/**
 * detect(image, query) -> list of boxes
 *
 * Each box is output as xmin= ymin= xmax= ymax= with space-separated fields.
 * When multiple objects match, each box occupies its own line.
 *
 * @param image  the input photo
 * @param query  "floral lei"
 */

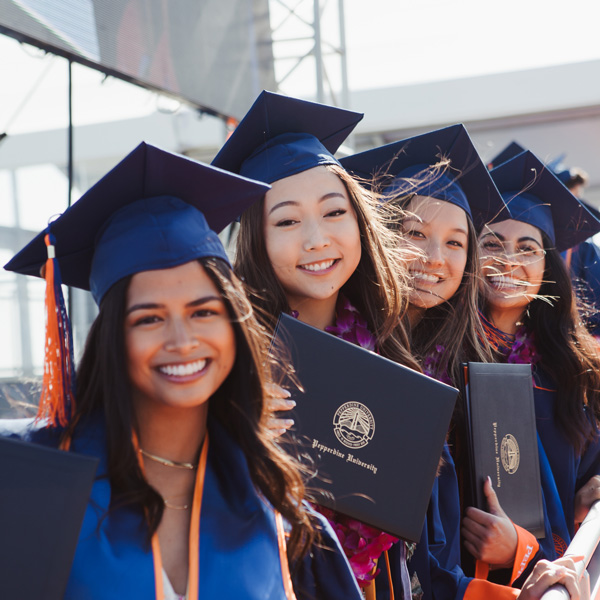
xmin=294 ymin=296 xmax=398 ymax=587
xmin=479 ymin=312 xmax=541 ymax=366
xmin=422 ymin=345 xmax=453 ymax=386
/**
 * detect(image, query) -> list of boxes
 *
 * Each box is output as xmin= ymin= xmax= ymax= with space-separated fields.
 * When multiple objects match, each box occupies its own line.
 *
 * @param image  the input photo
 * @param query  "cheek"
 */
xmin=528 ymin=263 xmax=546 ymax=293
xmin=452 ymin=252 xmax=468 ymax=279
xmin=343 ymin=220 xmax=362 ymax=262
xmin=217 ymin=324 xmax=237 ymax=377
xmin=264 ymin=228 xmax=295 ymax=270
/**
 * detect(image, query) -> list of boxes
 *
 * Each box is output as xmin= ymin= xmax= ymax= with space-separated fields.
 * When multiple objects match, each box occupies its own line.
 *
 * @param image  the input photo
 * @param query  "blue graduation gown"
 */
xmin=564 ymin=241 xmax=600 ymax=335
xmin=532 ymin=368 xmax=600 ymax=559
xmin=0 ymin=415 xmax=361 ymax=600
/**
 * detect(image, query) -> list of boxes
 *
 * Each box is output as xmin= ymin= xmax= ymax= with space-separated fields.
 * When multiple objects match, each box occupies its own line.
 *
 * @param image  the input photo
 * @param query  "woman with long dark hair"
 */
xmin=2 ymin=143 xmax=361 ymax=600
xmin=213 ymin=90 xmax=420 ymax=598
xmin=464 ymin=150 xmax=600 ymax=585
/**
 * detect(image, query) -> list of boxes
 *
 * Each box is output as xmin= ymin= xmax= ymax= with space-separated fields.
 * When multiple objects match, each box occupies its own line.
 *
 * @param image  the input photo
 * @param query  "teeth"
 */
xmin=159 ymin=359 xmax=207 ymax=377
xmin=300 ymin=260 xmax=335 ymax=272
xmin=412 ymin=271 xmax=440 ymax=284
xmin=489 ymin=275 xmax=525 ymax=290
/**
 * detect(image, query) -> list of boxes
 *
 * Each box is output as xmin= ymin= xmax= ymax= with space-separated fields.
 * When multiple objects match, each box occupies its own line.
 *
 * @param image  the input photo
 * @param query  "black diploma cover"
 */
xmin=0 ymin=435 xmax=99 ymax=599
xmin=464 ymin=362 xmax=545 ymax=538
xmin=272 ymin=313 xmax=458 ymax=542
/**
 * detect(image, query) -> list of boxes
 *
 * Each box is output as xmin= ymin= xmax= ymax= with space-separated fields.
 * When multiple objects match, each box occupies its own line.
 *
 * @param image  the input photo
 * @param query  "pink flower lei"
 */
xmin=295 ymin=296 xmax=399 ymax=587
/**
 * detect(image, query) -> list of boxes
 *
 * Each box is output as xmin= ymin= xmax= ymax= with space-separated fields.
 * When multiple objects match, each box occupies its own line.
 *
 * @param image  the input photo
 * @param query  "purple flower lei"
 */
xmin=294 ymin=296 xmax=398 ymax=586
xmin=479 ymin=312 xmax=541 ymax=367
xmin=422 ymin=345 xmax=453 ymax=386
xmin=324 ymin=296 xmax=377 ymax=352
xmin=506 ymin=326 xmax=541 ymax=366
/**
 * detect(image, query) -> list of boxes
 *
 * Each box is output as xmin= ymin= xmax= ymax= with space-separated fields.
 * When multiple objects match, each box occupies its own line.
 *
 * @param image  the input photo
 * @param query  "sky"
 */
xmin=2 ymin=0 xmax=600 ymax=135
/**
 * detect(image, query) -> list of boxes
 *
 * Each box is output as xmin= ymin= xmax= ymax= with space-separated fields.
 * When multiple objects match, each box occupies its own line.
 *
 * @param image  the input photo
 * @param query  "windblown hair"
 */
xmin=65 ymin=257 xmax=316 ymax=563
xmin=234 ymin=163 xmax=421 ymax=372
xmin=483 ymin=234 xmax=600 ymax=455
xmin=404 ymin=212 xmax=494 ymax=386
xmin=375 ymin=159 xmax=495 ymax=387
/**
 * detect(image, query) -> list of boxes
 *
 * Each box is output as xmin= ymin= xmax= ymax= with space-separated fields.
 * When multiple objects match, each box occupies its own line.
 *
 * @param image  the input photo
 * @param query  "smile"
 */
xmin=411 ymin=270 xmax=442 ymax=284
xmin=298 ymin=259 xmax=338 ymax=273
xmin=158 ymin=359 xmax=208 ymax=377
xmin=488 ymin=275 xmax=528 ymax=291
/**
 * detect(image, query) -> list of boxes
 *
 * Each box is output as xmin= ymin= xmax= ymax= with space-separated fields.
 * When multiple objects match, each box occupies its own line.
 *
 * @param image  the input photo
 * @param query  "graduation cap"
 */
xmin=211 ymin=90 xmax=363 ymax=183
xmin=4 ymin=142 xmax=270 ymax=427
xmin=339 ymin=124 xmax=508 ymax=231
xmin=487 ymin=141 xmax=526 ymax=170
xmin=5 ymin=142 xmax=270 ymax=302
xmin=489 ymin=150 xmax=600 ymax=252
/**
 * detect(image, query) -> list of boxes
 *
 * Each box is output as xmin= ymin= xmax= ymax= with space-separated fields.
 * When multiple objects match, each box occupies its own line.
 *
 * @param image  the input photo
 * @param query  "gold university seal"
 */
xmin=333 ymin=401 xmax=375 ymax=449
xmin=500 ymin=434 xmax=520 ymax=474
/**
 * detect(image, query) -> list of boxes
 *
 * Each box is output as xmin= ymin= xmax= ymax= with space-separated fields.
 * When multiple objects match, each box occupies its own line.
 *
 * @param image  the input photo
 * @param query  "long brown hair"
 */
xmin=235 ymin=163 xmax=421 ymax=372
xmin=66 ymin=257 xmax=317 ymax=562
xmin=404 ymin=213 xmax=495 ymax=386
xmin=374 ymin=158 xmax=495 ymax=386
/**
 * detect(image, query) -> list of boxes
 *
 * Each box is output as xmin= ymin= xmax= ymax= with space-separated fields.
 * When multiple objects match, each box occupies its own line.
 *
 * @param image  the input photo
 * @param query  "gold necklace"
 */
xmin=164 ymin=499 xmax=190 ymax=510
xmin=138 ymin=448 xmax=197 ymax=470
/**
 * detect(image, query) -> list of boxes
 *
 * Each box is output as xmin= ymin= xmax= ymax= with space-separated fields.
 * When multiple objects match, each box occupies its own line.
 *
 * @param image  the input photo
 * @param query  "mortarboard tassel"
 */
xmin=38 ymin=232 xmax=76 ymax=427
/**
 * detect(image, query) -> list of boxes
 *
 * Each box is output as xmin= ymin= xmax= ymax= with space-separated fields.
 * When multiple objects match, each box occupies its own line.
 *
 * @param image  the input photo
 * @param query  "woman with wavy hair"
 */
xmin=214 ymin=90 xmax=419 ymax=597
xmin=463 ymin=150 xmax=600 ymax=587
xmin=2 ymin=143 xmax=360 ymax=600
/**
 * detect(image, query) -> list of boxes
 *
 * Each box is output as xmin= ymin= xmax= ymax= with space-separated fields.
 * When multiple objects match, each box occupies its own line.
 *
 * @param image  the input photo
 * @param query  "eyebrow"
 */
xmin=268 ymin=192 xmax=347 ymax=215
xmin=403 ymin=216 xmax=468 ymax=235
xmin=126 ymin=295 xmax=222 ymax=315
xmin=480 ymin=232 xmax=542 ymax=246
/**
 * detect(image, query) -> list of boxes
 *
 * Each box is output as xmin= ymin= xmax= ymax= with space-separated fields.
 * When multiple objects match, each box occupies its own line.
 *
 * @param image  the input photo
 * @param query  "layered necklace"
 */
xmin=138 ymin=448 xmax=198 ymax=510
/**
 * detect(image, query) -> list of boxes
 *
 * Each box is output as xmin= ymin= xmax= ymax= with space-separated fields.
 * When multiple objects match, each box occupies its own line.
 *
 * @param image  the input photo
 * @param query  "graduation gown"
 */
xmin=564 ymin=241 xmax=600 ymax=336
xmin=531 ymin=368 xmax=600 ymax=560
xmin=378 ymin=443 xmax=523 ymax=600
xmin=0 ymin=415 xmax=361 ymax=600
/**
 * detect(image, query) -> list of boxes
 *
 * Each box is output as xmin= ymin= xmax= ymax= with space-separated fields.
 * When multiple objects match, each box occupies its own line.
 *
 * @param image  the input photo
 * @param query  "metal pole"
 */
xmin=67 ymin=59 xmax=73 ymax=319
xmin=338 ymin=0 xmax=349 ymax=109
xmin=313 ymin=0 xmax=324 ymax=103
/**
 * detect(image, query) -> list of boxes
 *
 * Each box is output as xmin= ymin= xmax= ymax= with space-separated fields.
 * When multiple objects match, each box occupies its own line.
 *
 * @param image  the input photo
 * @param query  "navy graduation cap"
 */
xmin=4 ymin=142 xmax=270 ymax=428
xmin=339 ymin=124 xmax=508 ymax=231
xmin=211 ymin=90 xmax=363 ymax=183
xmin=487 ymin=141 xmax=525 ymax=170
xmin=5 ymin=142 xmax=270 ymax=305
xmin=489 ymin=150 xmax=600 ymax=252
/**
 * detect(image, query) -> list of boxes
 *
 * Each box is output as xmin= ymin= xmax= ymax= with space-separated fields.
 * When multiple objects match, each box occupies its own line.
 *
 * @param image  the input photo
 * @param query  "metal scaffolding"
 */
xmin=269 ymin=0 xmax=349 ymax=109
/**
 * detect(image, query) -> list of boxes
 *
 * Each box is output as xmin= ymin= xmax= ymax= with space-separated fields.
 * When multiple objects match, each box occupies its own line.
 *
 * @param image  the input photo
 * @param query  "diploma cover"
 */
xmin=272 ymin=313 xmax=458 ymax=542
xmin=0 ymin=435 xmax=99 ymax=599
xmin=463 ymin=362 xmax=545 ymax=537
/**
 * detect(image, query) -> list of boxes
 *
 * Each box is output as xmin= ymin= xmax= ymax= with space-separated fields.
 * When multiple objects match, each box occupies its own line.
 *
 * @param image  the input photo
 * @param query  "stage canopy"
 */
xmin=0 ymin=0 xmax=276 ymax=120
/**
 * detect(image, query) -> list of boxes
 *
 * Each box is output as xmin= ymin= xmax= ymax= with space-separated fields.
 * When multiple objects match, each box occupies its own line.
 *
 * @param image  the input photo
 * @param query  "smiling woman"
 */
xmin=215 ymin=90 xmax=419 ymax=596
xmin=125 ymin=261 xmax=236 ymax=414
xmin=262 ymin=165 xmax=362 ymax=330
xmin=401 ymin=196 xmax=469 ymax=315
xmin=1 ymin=143 xmax=362 ymax=600
xmin=468 ymin=150 xmax=600 ymax=586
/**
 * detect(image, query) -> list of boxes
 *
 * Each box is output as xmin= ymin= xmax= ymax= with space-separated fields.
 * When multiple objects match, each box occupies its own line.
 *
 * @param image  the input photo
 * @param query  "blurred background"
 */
xmin=1 ymin=0 xmax=600 ymax=393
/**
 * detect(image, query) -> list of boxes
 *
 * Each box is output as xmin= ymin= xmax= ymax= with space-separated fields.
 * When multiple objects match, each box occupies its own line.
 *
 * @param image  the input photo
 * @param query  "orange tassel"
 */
xmin=38 ymin=233 xmax=75 ymax=427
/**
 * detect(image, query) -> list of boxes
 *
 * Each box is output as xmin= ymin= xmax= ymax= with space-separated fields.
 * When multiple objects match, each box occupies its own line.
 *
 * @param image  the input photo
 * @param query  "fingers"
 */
xmin=266 ymin=417 xmax=295 ymax=438
xmin=483 ymin=476 xmax=507 ymax=518
xmin=267 ymin=396 xmax=296 ymax=412
xmin=520 ymin=559 xmax=581 ymax=600
xmin=264 ymin=383 xmax=296 ymax=413
xmin=574 ymin=475 xmax=600 ymax=523
xmin=265 ymin=383 xmax=292 ymax=399
xmin=461 ymin=505 xmax=517 ymax=566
